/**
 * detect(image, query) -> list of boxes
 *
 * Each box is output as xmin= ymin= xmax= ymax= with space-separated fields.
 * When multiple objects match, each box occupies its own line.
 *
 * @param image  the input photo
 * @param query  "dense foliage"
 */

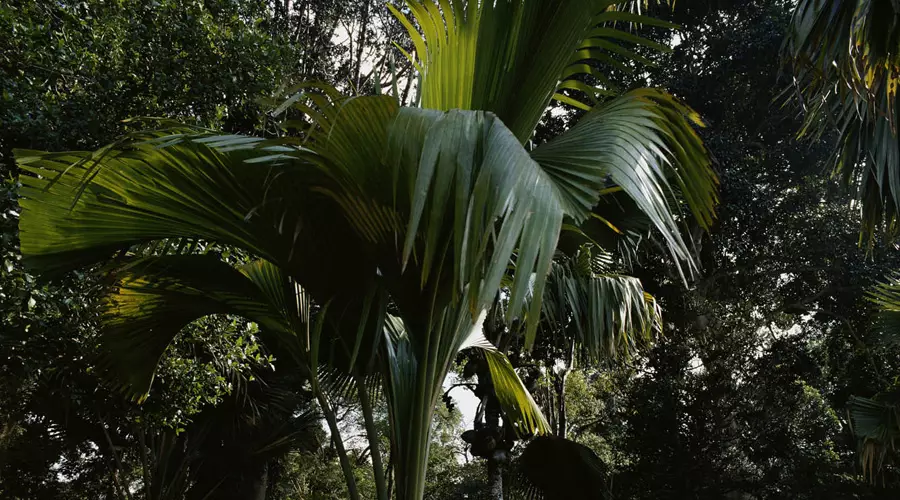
xmin=1 ymin=1 xmax=898 ymax=499
xmin=562 ymin=1 xmax=900 ymax=497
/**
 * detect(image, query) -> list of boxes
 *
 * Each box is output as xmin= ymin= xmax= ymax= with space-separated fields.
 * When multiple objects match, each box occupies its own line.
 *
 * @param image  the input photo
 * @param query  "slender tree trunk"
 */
xmin=487 ymin=453 xmax=504 ymax=500
xmin=354 ymin=0 xmax=372 ymax=89
xmin=478 ymin=358 xmax=508 ymax=500
xmin=557 ymin=336 xmax=575 ymax=439
xmin=556 ymin=371 xmax=568 ymax=439
xmin=100 ymin=415 xmax=132 ymax=500
xmin=136 ymin=422 xmax=152 ymax=500
xmin=385 ymin=450 xmax=394 ymax=500
xmin=356 ymin=373 xmax=388 ymax=500
xmin=249 ymin=462 xmax=268 ymax=500
xmin=314 ymin=389 xmax=360 ymax=500
xmin=401 ymin=68 xmax=414 ymax=105
xmin=484 ymin=396 xmax=505 ymax=500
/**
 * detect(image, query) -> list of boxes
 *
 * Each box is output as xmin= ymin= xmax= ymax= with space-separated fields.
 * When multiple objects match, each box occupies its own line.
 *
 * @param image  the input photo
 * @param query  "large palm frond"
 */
xmin=784 ymin=0 xmax=900 ymax=241
xmin=531 ymin=89 xmax=717 ymax=280
xmin=392 ymin=1 xmax=717 ymax=263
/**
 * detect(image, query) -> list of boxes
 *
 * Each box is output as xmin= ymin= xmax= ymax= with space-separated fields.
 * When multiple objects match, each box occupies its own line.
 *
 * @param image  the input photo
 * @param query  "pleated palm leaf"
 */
xmin=489 ymin=245 xmax=658 ymax=499
xmin=539 ymin=245 xmax=661 ymax=363
xmin=15 ymin=2 xmax=716 ymax=499
xmin=848 ymin=392 xmax=900 ymax=481
xmin=847 ymin=273 xmax=900 ymax=480
xmin=784 ymin=0 xmax=900 ymax=242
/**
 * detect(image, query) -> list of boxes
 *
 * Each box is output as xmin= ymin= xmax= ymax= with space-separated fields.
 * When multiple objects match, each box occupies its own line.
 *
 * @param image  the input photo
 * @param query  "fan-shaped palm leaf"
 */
xmin=848 ymin=392 xmax=900 ymax=480
xmin=539 ymin=246 xmax=661 ymax=362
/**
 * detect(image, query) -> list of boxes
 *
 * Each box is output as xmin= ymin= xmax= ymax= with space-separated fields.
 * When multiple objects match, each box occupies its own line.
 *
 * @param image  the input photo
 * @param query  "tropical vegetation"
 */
xmin=1 ymin=0 xmax=899 ymax=499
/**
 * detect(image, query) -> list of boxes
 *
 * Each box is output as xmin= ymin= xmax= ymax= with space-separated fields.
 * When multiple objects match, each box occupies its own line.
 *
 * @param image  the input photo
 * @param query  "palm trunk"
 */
xmin=314 ymin=389 xmax=360 ymax=500
xmin=487 ymin=454 xmax=504 ymax=500
xmin=485 ymin=392 xmax=505 ymax=500
xmin=100 ymin=415 xmax=132 ymax=500
xmin=393 ymin=376 xmax=437 ymax=500
xmin=136 ymin=422 xmax=152 ymax=500
xmin=385 ymin=450 xmax=394 ymax=499
xmin=354 ymin=0 xmax=371 ymax=89
xmin=356 ymin=373 xmax=388 ymax=500
xmin=556 ymin=371 xmax=568 ymax=439
xmin=249 ymin=462 xmax=268 ymax=500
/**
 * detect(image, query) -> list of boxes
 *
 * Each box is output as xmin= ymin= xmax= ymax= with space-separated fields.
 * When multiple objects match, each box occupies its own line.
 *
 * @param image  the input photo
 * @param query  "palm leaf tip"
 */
xmin=463 ymin=328 xmax=551 ymax=437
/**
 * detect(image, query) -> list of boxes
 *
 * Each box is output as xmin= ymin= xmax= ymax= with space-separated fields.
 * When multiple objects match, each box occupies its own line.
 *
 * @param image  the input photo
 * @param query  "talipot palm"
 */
xmin=15 ymin=1 xmax=717 ymax=498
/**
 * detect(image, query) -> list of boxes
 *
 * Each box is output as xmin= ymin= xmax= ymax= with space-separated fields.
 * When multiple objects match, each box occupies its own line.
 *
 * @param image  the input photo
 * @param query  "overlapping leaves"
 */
xmin=390 ymin=0 xmax=682 ymax=141
xmin=784 ymin=0 xmax=900 ymax=241
xmin=540 ymin=246 xmax=661 ymax=362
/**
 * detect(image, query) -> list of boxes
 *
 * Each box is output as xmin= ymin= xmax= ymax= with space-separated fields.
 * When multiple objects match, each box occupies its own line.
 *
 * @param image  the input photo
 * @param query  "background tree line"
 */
xmin=0 ymin=0 xmax=897 ymax=499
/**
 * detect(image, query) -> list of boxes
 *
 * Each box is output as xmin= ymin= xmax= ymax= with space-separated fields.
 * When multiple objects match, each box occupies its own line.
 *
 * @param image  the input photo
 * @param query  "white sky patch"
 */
xmin=331 ymin=10 xmax=417 ymax=99
xmin=444 ymin=372 xmax=480 ymax=431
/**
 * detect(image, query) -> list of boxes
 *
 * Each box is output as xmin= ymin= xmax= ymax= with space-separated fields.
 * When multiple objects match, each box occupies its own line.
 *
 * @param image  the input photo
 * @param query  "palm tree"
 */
xmin=15 ymin=1 xmax=717 ymax=499
xmin=785 ymin=1 xmax=900 ymax=481
xmin=458 ymin=244 xmax=661 ymax=498
xmin=848 ymin=274 xmax=900 ymax=481
xmin=784 ymin=0 xmax=900 ymax=243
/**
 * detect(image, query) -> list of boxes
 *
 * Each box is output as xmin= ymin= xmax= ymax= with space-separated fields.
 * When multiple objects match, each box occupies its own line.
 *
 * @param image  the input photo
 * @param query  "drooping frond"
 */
xmin=849 ymin=393 xmax=900 ymax=481
xmin=461 ymin=325 xmax=551 ymax=437
xmin=531 ymin=89 xmax=718 ymax=277
xmin=390 ymin=0 xmax=681 ymax=141
xmin=784 ymin=0 xmax=900 ymax=241
xmin=539 ymin=246 xmax=660 ymax=360
xmin=97 ymin=256 xmax=304 ymax=400
xmin=15 ymin=130 xmax=345 ymax=282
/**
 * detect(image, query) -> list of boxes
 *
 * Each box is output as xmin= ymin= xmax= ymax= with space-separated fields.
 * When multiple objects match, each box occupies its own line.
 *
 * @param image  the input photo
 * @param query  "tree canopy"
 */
xmin=1 ymin=1 xmax=899 ymax=499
